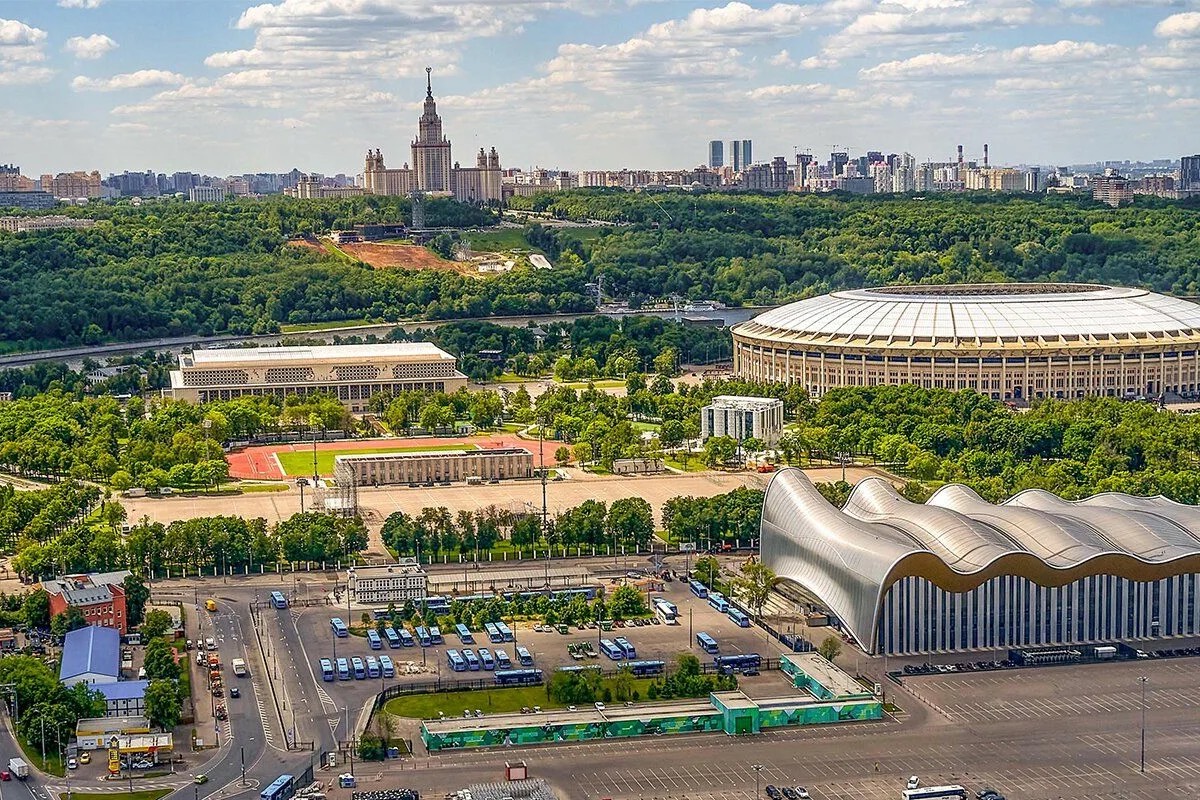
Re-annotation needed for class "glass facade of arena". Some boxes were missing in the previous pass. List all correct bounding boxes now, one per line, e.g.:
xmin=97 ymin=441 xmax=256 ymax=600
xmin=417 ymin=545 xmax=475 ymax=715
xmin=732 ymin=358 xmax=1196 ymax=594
xmin=878 ymin=573 xmax=1200 ymax=656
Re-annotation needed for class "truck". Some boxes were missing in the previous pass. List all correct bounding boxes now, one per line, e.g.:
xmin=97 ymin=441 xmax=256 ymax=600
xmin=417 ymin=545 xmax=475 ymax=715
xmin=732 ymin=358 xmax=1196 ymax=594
xmin=8 ymin=758 xmax=29 ymax=779
xmin=1094 ymin=645 xmax=1117 ymax=660
xmin=205 ymin=599 xmax=217 ymax=612
xmin=232 ymin=658 xmax=248 ymax=677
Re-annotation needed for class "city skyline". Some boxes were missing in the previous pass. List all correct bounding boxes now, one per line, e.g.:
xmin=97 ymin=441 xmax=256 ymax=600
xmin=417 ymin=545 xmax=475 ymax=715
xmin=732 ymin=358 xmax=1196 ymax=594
xmin=2 ymin=0 xmax=1199 ymax=175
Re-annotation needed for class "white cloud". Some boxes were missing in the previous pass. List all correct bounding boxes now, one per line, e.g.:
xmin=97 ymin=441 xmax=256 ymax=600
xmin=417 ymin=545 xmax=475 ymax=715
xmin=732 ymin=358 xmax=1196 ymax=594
xmin=1 ymin=18 xmax=52 ymax=84
xmin=72 ymin=69 xmax=188 ymax=92
xmin=862 ymin=39 xmax=1123 ymax=79
xmin=58 ymin=0 xmax=106 ymax=7
xmin=64 ymin=34 xmax=117 ymax=59
xmin=1009 ymin=39 xmax=1118 ymax=61
xmin=1155 ymin=11 xmax=1200 ymax=36
xmin=769 ymin=49 xmax=796 ymax=67
xmin=0 ymin=18 xmax=46 ymax=51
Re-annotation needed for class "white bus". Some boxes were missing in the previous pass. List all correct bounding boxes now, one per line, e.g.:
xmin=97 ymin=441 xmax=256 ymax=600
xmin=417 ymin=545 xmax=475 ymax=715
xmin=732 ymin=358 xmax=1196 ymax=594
xmin=653 ymin=599 xmax=678 ymax=625
xmin=902 ymin=786 xmax=967 ymax=800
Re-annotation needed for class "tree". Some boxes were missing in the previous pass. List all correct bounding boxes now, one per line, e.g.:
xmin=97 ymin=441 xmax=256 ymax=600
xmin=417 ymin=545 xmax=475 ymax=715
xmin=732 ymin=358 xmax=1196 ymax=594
xmin=554 ymin=446 xmax=571 ymax=466
xmin=734 ymin=561 xmax=775 ymax=618
xmin=653 ymin=347 xmax=680 ymax=378
xmin=703 ymin=435 xmax=737 ymax=467
xmin=817 ymin=634 xmax=843 ymax=663
xmin=141 ymin=609 xmax=173 ymax=640
xmin=143 ymin=638 xmax=180 ymax=680
xmin=572 ymin=441 xmax=593 ymax=466
xmin=144 ymin=679 xmax=182 ymax=730
xmin=23 ymin=590 xmax=50 ymax=630
xmin=606 ymin=497 xmax=654 ymax=549
xmin=693 ymin=555 xmax=720 ymax=588
xmin=51 ymin=607 xmax=86 ymax=636
xmin=608 ymin=585 xmax=647 ymax=618
xmin=123 ymin=574 xmax=150 ymax=627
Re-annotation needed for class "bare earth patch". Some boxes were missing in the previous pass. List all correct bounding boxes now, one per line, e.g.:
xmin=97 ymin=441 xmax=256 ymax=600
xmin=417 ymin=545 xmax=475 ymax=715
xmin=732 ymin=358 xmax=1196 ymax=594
xmin=339 ymin=242 xmax=472 ymax=273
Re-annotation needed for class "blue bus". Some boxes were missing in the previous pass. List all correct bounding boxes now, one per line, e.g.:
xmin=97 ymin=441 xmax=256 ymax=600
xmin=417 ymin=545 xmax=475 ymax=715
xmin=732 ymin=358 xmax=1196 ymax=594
xmin=351 ymin=657 xmax=366 ymax=679
xmin=463 ymin=649 xmax=481 ymax=670
xmin=516 ymin=646 xmax=533 ymax=666
xmin=367 ymin=629 xmax=383 ymax=650
xmin=260 ymin=774 xmax=294 ymax=800
xmin=557 ymin=664 xmax=602 ymax=674
xmin=728 ymin=608 xmax=751 ymax=628
xmin=902 ymin=787 xmax=967 ymax=800
xmin=379 ymin=654 xmax=395 ymax=678
xmin=495 ymin=649 xmax=512 ymax=669
xmin=398 ymin=628 xmax=414 ymax=647
xmin=366 ymin=655 xmax=380 ymax=678
xmin=494 ymin=668 xmax=543 ymax=686
xmin=625 ymin=659 xmax=666 ymax=677
xmin=496 ymin=621 xmax=515 ymax=642
xmin=415 ymin=626 xmax=432 ymax=646
xmin=330 ymin=617 xmax=349 ymax=638
xmin=269 ymin=591 xmax=288 ymax=609
xmin=688 ymin=579 xmax=709 ymax=599
xmin=455 ymin=623 xmax=474 ymax=644
xmin=714 ymin=653 xmax=761 ymax=674
xmin=383 ymin=627 xmax=401 ymax=648
xmin=614 ymin=637 xmax=636 ymax=658
xmin=336 ymin=657 xmax=350 ymax=680
xmin=446 ymin=649 xmax=466 ymax=672
xmin=707 ymin=592 xmax=729 ymax=613
xmin=599 ymin=639 xmax=624 ymax=660
xmin=424 ymin=596 xmax=450 ymax=614
xmin=696 ymin=632 xmax=719 ymax=653
xmin=478 ymin=648 xmax=496 ymax=670
xmin=319 ymin=658 xmax=334 ymax=681
xmin=429 ymin=626 xmax=444 ymax=644
xmin=484 ymin=622 xmax=503 ymax=643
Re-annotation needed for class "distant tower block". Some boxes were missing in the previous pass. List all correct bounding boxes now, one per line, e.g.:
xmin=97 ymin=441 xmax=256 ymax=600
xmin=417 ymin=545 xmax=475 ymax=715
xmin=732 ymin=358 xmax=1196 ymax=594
xmin=983 ymin=143 xmax=989 ymax=168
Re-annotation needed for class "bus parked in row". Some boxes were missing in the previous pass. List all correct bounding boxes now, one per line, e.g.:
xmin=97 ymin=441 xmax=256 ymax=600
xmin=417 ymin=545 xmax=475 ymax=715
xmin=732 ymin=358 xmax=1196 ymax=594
xmin=330 ymin=618 xmax=349 ymax=638
xmin=494 ymin=669 xmax=543 ymax=686
xmin=599 ymin=639 xmax=625 ymax=660
xmin=320 ymin=659 xmax=334 ymax=681
xmin=379 ymin=655 xmax=394 ymax=677
xmin=707 ymin=591 xmax=730 ymax=613
xmin=478 ymin=648 xmax=496 ymax=670
xmin=416 ymin=626 xmax=432 ymax=647
xmin=485 ymin=623 xmax=503 ymax=643
xmin=455 ymin=624 xmax=474 ymax=644
xmin=696 ymin=632 xmax=719 ymax=653
xmin=336 ymin=657 xmax=350 ymax=680
xmin=366 ymin=629 xmax=382 ymax=650
xmin=463 ymin=649 xmax=481 ymax=670
xmin=446 ymin=650 xmax=466 ymax=672
xmin=398 ymin=628 xmax=414 ymax=647
xmin=495 ymin=649 xmax=512 ymax=669
xmin=614 ymin=637 xmax=637 ymax=658
xmin=429 ymin=626 xmax=444 ymax=644
xmin=728 ymin=608 xmax=751 ymax=628
xmin=625 ymin=660 xmax=665 ymax=677
xmin=516 ymin=646 xmax=534 ymax=666
xmin=688 ymin=579 xmax=709 ymax=599
xmin=653 ymin=599 xmax=678 ymax=625
xmin=383 ymin=627 xmax=401 ymax=648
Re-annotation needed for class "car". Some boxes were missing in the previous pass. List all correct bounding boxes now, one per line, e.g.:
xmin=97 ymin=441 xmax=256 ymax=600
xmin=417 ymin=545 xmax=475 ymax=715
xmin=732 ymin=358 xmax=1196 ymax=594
xmin=594 ymin=701 xmax=606 ymax=711
xmin=67 ymin=758 xmax=78 ymax=770
xmin=1 ymin=771 xmax=11 ymax=781
xmin=194 ymin=775 xmax=209 ymax=785
xmin=907 ymin=777 xmax=920 ymax=790
xmin=79 ymin=752 xmax=91 ymax=764
xmin=795 ymin=789 xmax=809 ymax=800
xmin=133 ymin=760 xmax=154 ymax=770
xmin=782 ymin=788 xmax=799 ymax=799
xmin=765 ymin=785 xmax=781 ymax=799
xmin=205 ymin=637 xmax=216 ymax=649
xmin=230 ymin=686 xmax=240 ymax=698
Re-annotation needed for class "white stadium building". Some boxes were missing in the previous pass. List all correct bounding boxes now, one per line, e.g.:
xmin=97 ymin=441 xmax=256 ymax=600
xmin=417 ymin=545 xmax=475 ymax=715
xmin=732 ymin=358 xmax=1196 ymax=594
xmin=731 ymin=283 xmax=1200 ymax=402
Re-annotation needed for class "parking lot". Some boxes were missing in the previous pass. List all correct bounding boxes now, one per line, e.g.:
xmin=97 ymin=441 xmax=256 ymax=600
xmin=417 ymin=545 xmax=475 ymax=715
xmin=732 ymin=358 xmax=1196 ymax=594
xmin=294 ymin=574 xmax=794 ymax=713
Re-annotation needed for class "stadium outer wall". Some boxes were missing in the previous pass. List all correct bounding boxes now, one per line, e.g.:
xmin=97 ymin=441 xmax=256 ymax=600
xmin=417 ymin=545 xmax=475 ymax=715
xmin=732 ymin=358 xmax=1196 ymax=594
xmin=731 ymin=283 xmax=1200 ymax=402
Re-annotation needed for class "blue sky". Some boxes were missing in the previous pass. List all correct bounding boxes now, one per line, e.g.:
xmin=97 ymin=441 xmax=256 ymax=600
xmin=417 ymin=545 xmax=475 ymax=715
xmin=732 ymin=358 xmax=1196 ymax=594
xmin=3 ymin=0 xmax=1199 ymax=176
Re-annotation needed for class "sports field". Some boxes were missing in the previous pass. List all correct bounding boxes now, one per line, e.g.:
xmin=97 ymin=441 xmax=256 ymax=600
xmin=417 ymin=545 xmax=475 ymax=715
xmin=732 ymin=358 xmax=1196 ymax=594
xmin=275 ymin=443 xmax=478 ymax=476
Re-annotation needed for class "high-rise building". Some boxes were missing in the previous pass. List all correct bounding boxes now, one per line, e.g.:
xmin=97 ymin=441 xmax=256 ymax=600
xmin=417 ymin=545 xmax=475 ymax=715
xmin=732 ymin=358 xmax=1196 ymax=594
xmin=1025 ymin=167 xmax=1041 ymax=193
xmin=727 ymin=140 xmax=742 ymax=172
xmin=740 ymin=140 xmax=752 ymax=169
xmin=830 ymin=152 xmax=849 ymax=177
xmin=1092 ymin=172 xmax=1132 ymax=207
xmin=1181 ymin=154 xmax=1200 ymax=195
xmin=412 ymin=67 xmax=453 ymax=193
xmin=708 ymin=140 xmax=724 ymax=169
xmin=41 ymin=171 xmax=103 ymax=199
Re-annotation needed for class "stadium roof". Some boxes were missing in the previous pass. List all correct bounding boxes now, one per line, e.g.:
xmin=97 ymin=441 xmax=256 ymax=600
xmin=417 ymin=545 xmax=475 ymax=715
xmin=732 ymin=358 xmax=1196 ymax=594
xmin=760 ymin=469 xmax=1200 ymax=652
xmin=187 ymin=343 xmax=455 ymax=364
xmin=60 ymin=626 xmax=120 ymax=682
xmin=735 ymin=284 xmax=1200 ymax=346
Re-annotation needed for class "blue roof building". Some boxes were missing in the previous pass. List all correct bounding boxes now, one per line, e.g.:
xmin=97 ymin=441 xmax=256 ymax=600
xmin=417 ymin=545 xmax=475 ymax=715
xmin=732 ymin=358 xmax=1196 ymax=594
xmin=60 ymin=626 xmax=120 ymax=687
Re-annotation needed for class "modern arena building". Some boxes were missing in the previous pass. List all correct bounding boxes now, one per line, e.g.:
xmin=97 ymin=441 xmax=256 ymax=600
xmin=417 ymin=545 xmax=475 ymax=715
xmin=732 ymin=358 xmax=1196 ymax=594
xmin=731 ymin=283 xmax=1200 ymax=402
xmin=760 ymin=469 xmax=1200 ymax=656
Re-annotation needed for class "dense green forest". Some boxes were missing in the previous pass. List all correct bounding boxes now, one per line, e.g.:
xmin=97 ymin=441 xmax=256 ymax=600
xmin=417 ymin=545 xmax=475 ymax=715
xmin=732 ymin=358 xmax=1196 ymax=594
xmin=3 ymin=192 xmax=1200 ymax=351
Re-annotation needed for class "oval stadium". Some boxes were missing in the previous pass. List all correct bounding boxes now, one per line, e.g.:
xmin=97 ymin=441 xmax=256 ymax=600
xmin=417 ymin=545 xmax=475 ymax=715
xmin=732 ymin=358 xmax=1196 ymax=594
xmin=731 ymin=283 xmax=1200 ymax=402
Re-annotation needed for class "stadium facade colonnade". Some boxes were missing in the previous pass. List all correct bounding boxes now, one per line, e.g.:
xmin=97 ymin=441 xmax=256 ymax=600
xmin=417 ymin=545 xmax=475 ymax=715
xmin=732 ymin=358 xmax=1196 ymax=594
xmin=759 ymin=469 xmax=1200 ymax=656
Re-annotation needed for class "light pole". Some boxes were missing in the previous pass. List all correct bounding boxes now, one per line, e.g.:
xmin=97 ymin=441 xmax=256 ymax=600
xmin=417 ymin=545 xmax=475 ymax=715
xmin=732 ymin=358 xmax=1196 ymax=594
xmin=297 ymin=477 xmax=309 ymax=512
xmin=751 ymin=763 xmax=763 ymax=799
xmin=1138 ymin=675 xmax=1149 ymax=773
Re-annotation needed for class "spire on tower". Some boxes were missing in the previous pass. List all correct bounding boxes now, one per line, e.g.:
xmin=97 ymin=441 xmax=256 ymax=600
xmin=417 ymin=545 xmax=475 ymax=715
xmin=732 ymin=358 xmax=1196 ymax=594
xmin=426 ymin=66 xmax=432 ymax=98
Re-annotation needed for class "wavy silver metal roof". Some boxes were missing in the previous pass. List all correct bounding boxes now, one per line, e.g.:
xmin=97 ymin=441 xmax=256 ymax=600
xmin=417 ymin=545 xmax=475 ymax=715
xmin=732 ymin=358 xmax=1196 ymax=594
xmin=760 ymin=469 xmax=1200 ymax=653
xmin=734 ymin=283 xmax=1200 ymax=344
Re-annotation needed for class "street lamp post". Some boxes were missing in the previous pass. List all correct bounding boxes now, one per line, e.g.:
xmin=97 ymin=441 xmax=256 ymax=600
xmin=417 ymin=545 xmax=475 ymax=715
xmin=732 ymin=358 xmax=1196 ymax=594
xmin=1138 ymin=675 xmax=1149 ymax=773
xmin=751 ymin=763 xmax=764 ymax=799
xmin=297 ymin=477 xmax=309 ymax=512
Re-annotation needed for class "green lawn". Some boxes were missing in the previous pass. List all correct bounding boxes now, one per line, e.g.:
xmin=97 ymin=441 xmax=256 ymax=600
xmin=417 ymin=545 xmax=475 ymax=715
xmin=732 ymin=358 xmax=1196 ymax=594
xmin=276 ymin=444 xmax=477 ymax=476
xmin=63 ymin=790 xmax=172 ymax=800
xmin=664 ymin=455 xmax=710 ymax=473
xmin=461 ymin=229 xmax=535 ymax=252
xmin=383 ymin=677 xmax=656 ymax=719
xmin=280 ymin=318 xmax=374 ymax=333
xmin=630 ymin=421 xmax=661 ymax=432
xmin=560 ymin=379 xmax=625 ymax=390
xmin=18 ymin=739 xmax=63 ymax=776
xmin=237 ymin=482 xmax=289 ymax=493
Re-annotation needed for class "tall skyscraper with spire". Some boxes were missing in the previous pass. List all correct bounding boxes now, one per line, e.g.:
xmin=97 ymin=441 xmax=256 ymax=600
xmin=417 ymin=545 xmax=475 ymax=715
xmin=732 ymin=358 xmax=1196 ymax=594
xmin=412 ymin=67 xmax=454 ymax=193
xmin=362 ymin=68 xmax=502 ymax=205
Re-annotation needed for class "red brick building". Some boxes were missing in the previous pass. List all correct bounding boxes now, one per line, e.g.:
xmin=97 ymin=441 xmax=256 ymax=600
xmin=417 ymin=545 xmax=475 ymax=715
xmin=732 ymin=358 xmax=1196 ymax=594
xmin=41 ymin=571 xmax=131 ymax=635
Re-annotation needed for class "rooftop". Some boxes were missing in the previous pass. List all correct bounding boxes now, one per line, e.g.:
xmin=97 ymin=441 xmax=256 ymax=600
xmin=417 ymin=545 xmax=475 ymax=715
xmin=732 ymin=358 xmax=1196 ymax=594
xmin=42 ymin=571 xmax=130 ymax=606
xmin=95 ymin=680 xmax=149 ymax=701
xmin=185 ymin=342 xmax=455 ymax=366
xmin=708 ymin=395 xmax=783 ymax=409
xmin=60 ymin=626 xmax=120 ymax=681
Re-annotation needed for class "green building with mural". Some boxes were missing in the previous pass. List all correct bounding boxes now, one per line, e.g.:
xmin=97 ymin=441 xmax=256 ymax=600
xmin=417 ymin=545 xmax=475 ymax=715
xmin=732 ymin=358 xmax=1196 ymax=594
xmin=420 ymin=654 xmax=882 ymax=752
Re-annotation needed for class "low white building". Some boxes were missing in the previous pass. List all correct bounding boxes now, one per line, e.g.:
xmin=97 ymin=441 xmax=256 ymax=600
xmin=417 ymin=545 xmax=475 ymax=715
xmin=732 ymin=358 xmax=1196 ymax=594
xmin=348 ymin=560 xmax=428 ymax=605
xmin=700 ymin=395 xmax=784 ymax=447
